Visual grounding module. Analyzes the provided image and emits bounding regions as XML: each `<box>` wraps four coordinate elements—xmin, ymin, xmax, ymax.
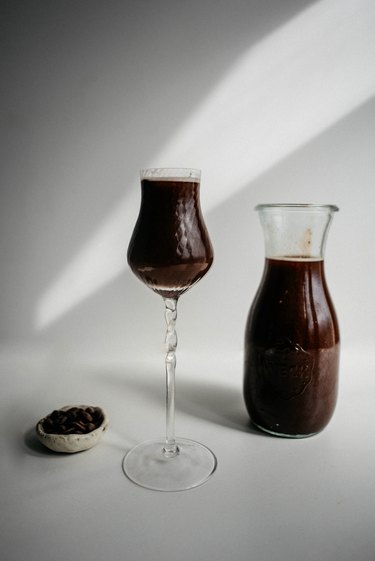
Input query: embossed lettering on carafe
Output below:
<box><xmin>259</xmin><ymin>339</ymin><xmax>314</xmax><ymax>400</ymax></box>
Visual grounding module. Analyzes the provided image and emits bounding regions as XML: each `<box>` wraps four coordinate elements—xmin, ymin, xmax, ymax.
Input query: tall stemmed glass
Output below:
<box><xmin>123</xmin><ymin>168</ymin><xmax>217</xmax><ymax>491</ymax></box>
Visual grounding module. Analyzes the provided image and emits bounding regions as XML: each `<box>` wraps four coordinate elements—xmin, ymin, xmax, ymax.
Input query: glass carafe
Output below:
<box><xmin>244</xmin><ymin>204</ymin><xmax>340</xmax><ymax>438</ymax></box>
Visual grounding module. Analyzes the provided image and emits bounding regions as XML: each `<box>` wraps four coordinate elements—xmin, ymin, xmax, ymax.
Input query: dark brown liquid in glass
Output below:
<box><xmin>127</xmin><ymin>179</ymin><xmax>213</xmax><ymax>298</ymax></box>
<box><xmin>244</xmin><ymin>258</ymin><xmax>340</xmax><ymax>437</ymax></box>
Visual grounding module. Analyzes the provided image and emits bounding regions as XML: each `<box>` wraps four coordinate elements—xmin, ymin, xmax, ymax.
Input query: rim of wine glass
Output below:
<box><xmin>255</xmin><ymin>203</ymin><xmax>339</xmax><ymax>213</ymax></box>
<box><xmin>140</xmin><ymin>168</ymin><xmax>201</xmax><ymax>180</ymax></box>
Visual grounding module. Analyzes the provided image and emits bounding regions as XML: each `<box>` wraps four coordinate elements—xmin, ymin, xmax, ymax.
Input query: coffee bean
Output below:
<box><xmin>40</xmin><ymin>406</ymin><xmax>104</xmax><ymax>435</ymax></box>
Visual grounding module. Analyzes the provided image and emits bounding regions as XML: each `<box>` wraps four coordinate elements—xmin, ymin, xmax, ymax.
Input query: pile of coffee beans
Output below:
<box><xmin>40</xmin><ymin>406</ymin><xmax>104</xmax><ymax>435</ymax></box>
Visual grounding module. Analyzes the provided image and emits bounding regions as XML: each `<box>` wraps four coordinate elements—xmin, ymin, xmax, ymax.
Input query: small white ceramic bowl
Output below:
<box><xmin>36</xmin><ymin>405</ymin><xmax>109</xmax><ymax>453</ymax></box>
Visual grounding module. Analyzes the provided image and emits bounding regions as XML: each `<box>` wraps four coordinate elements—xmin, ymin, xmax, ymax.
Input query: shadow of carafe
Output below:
<box><xmin>176</xmin><ymin>378</ymin><xmax>261</xmax><ymax>435</ymax></box>
<box><xmin>89</xmin><ymin>364</ymin><xmax>264</xmax><ymax>436</ymax></box>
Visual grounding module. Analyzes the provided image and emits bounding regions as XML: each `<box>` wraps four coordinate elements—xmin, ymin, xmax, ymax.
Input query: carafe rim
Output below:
<box><xmin>255</xmin><ymin>203</ymin><xmax>339</xmax><ymax>212</ymax></box>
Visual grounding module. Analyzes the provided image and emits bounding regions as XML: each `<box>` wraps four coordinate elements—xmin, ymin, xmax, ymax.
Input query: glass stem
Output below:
<box><xmin>163</xmin><ymin>297</ymin><xmax>179</xmax><ymax>458</ymax></box>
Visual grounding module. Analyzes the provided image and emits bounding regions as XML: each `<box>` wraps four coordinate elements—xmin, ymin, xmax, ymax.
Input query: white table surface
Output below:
<box><xmin>1</xmin><ymin>345</ymin><xmax>374</xmax><ymax>561</ymax></box>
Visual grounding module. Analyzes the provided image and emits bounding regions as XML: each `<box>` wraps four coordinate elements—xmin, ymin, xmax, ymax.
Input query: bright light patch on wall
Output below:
<box><xmin>36</xmin><ymin>201</ymin><xmax>133</xmax><ymax>330</ymax></box>
<box><xmin>36</xmin><ymin>0</ymin><xmax>375</xmax><ymax>330</ymax></box>
<box><xmin>151</xmin><ymin>0</ymin><xmax>375</xmax><ymax>201</ymax></box>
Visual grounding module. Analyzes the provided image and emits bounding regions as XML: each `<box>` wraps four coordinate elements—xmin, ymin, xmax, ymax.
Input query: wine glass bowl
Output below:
<box><xmin>123</xmin><ymin>168</ymin><xmax>217</xmax><ymax>491</ymax></box>
<box><xmin>127</xmin><ymin>168</ymin><xmax>213</xmax><ymax>298</ymax></box>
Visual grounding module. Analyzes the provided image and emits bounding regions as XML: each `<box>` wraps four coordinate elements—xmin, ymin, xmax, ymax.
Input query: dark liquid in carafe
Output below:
<box><xmin>127</xmin><ymin>179</ymin><xmax>213</xmax><ymax>298</ymax></box>
<box><xmin>244</xmin><ymin>258</ymin><xmax>339</xmax><ymax>437</ymax></box>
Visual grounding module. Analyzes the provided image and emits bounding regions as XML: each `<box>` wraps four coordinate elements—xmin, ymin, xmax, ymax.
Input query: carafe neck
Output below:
<box><xmin>256</xmin><ymin>204</ymin><xmax>338</xmax><ymax>260</ymax></box>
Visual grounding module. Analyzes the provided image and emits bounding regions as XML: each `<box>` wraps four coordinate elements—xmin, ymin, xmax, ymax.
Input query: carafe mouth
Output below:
<box><xmin>255</xmin><ymin>203</ymin><xmax>339</xmax><ymax>213</ymax></box>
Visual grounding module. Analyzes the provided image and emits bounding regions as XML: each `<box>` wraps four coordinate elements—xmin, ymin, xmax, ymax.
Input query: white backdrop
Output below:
<box><xmin>1</xmin><ymin>0</ymin><xmax>375</xmax><ymax>362</ymax></box>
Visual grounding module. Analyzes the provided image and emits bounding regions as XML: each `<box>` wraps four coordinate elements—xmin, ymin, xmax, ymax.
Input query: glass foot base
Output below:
<box><xmin>123</xmin><ymin>438</ymin><xmax>217</xmax><ymax>491</ymax></box>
